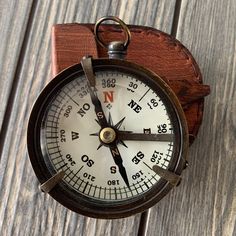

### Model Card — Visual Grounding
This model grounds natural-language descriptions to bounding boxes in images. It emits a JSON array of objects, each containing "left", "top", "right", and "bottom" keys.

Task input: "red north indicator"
[{"left": 103, "top": 91, "right": 114, "bottom": 103}]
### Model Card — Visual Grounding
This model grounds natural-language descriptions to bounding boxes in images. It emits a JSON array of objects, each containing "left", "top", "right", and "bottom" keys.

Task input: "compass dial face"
[{"left": 28, "top": 60, "right": 187, "bottom": 218}]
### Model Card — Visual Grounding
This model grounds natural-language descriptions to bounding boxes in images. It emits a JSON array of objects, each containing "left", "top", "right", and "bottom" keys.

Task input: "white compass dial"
[{"left": 41, "top": 69, "right": 175, "bottom": 201}]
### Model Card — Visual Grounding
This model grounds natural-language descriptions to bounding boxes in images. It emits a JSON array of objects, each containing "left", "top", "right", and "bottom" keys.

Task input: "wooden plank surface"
[
  {"left": 147, "top": 0, "right": 236, "bottom": 236},
  {"left": 1, "top": 0, "right": 235, "bottom": 235},
  {"left": 0, "top": 1, "right": 176, "bottom": 236},
  {"left": 0, "top": 0, "right": 34, "bottom": 131}
]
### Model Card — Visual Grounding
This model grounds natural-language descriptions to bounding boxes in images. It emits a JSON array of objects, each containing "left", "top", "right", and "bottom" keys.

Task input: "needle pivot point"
[{"left": 99, "top": 127, "right": 116, "bottom": 144}]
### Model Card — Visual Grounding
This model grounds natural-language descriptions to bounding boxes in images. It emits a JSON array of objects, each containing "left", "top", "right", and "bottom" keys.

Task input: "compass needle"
[
  {"left": 97, "top": 143, "right": 103, "bottom": 150},
  {"left": 81, "top": 57, "right": 131, "bottom": 190},
  {"left": 119, "top": 139, "right": 128, "bottom": 148},
  {"left": 110, "top": 146, "right": 130, "bottom": 189},
  {"left": 108, "top": 112, "right": 114, "bottom": 126},
  {"left": 114, "top": 117, "right": 126, "bottom": 129},
  {"left": 118, "top": 132, "right": 174, "bottom": 142}
]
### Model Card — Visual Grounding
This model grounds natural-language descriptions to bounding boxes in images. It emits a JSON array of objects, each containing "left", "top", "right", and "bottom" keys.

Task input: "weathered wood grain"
[
  {"left": 0, "top": 1, "right": 176, "bottom": 235},
  {"left": 146, "top": 0, "right": 236, "bottom": 236},
  {"left": 0, "top": 0, "right": 34, "bottom": 132}
]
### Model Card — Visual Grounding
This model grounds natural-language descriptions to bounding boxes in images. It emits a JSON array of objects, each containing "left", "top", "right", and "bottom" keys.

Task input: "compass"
[{"left": 27, "top": 17, "right": 188, "bottom": 219}]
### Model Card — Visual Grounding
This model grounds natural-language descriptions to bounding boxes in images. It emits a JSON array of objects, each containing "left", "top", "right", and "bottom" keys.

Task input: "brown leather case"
[{"left": 51, "top": 24, "right": 210, "bottom": 144}]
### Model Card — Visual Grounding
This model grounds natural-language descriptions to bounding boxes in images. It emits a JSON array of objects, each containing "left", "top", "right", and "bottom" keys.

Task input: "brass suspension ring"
[{"left": 94, "top": 16, "right": 131, "bottom": 49}]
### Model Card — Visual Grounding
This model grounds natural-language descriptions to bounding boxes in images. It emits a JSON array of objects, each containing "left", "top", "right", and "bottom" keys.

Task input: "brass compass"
[{"left": 27, "top": 16, "right": 188, "bottom": 219}]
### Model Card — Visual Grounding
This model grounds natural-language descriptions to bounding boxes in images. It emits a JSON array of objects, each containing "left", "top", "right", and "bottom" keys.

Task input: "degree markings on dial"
[
  {"left": 57, "top": 163, "right": 68, "bottom": 171},
  {"left": 161, "top": 163, "right": 168, "bottom": 169},
  {"left": 62, "top": 90, "right": 80, "bottom": 107},
  {"left": 167, "top": 147, "right": 173, "bottom": 153},
  {"left": 51, "top": 155, "right": 63, "bottom": 161},
  {"left": 124, "top": 186, "right": 129, "bottom": 197},
  {"left": 148, "top": 173, "right": 158, "bottom": 182},
  {"left": 78, "top": 179, "right": 84, "bottom": 190},
  {"left": 68, "top": 166, "right": 84, "bottom": 185},
  {"left": 47, "top": 142, "right": 59, "bottom": 148},
  {"left": 54, "top": 158, "right": 65, "bottom": 165},
  {"left": 46, "top": 119, "right": 58, "bottom": 125},
  {"left": 64, "top": 167, "right": 73, "bottom": 177},
  {"left": 47, "top": 114, "right": 57, "bottom": 119},
  {"left": 49, "top": 109, "right": 58, "bottom": 114},
  {"left": 54, "top": 162, "right": 65, "bottom": 170},
  {"left": 138, "top": 88, "right": 150, "bottom": 102},
  {"left": 46, "top": 129, "right": 58, "bottom": 135},
  {"left": 148, "top": 177, "right": 154, "bottom": 186},
  {"left": 63, "top": 168, "right": 72, "bottom": 181},
  {"left": 64, "top": 84, "right": 73, "bottom": 93},
  {"left": 75, "top": 79, "right": 81, "bottom": 90},
  {"left": 82, "top": 182, "right": 89, "bottom": 193},
  {"left": 46, "top": 130, "right": 57, "bottom": 134},
  {"left": 51, "top": 104, "right": 60, "bottom": 109},
  {"left": 72, "top": 176, "right": 81, "bottom": 188},
  {"left": 87, "top": 183, "right": 93, "bottom": 196},
  {"left": 49, "top": 150, "right": 61, "bottom": 155},
  {"left": 67, "top": 94, "right": 80, "bottom": 107},
  {"left": 46, "top": 120, "right": 59, "bottom": 126},
  {"left": 163, "top": 157, "right": 170, "bottom": 163},
  {"left": 47, "top": 145, "right": 59, "bottom": 151},
  {"left": 46, "top": 125, "right": 58, "bottom": 129},
  {"left": 109, "top": 187, "right": 111, "bottom": 200},
  {"left": 47, "top": 141, "right": 58, "bottom": 145},
  {"left": 46, "top": 136, "right": 59, "bottom": 139},
  {"left": 118, "top": 187, "right": 122, "bottom": 199},
  {"left": 56, "top": 94, "right": 66, "bottom": 104},
  {"left": 133, "top": 183, "right": 139, "bottom": 195},
  {"left": 42, "top": 70, "right": 176, "bottom": 201},
  {"left": 98, "top": 187, "right": 102, "bottom": 199},
  {"left": 138, "top": 183, "right": 144, "bottom": 192},
  {"left": 51, "top": 154, "right": 63, "bottom": 161},
  {"left": 93, "top": 186, "right": 97, "bottom": 197},
  {"left": 143, "top": 161, "right": 155, "bottom": 171},
  {"left": 103, "top": 188, "right": 107, "bottom": 199},
  {"left": 54, "top": 97, "right": 64, "bottom": 104}
]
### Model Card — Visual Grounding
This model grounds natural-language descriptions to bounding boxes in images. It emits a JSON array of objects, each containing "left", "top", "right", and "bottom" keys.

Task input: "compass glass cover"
[{"left": 39, "top": 65, "right": 182, "bottom": 204}]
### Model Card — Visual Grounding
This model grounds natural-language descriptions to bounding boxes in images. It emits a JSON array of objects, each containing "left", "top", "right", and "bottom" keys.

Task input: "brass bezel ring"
[{"left": 94, "top": 16, "right": 131, "bottom": 49}]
